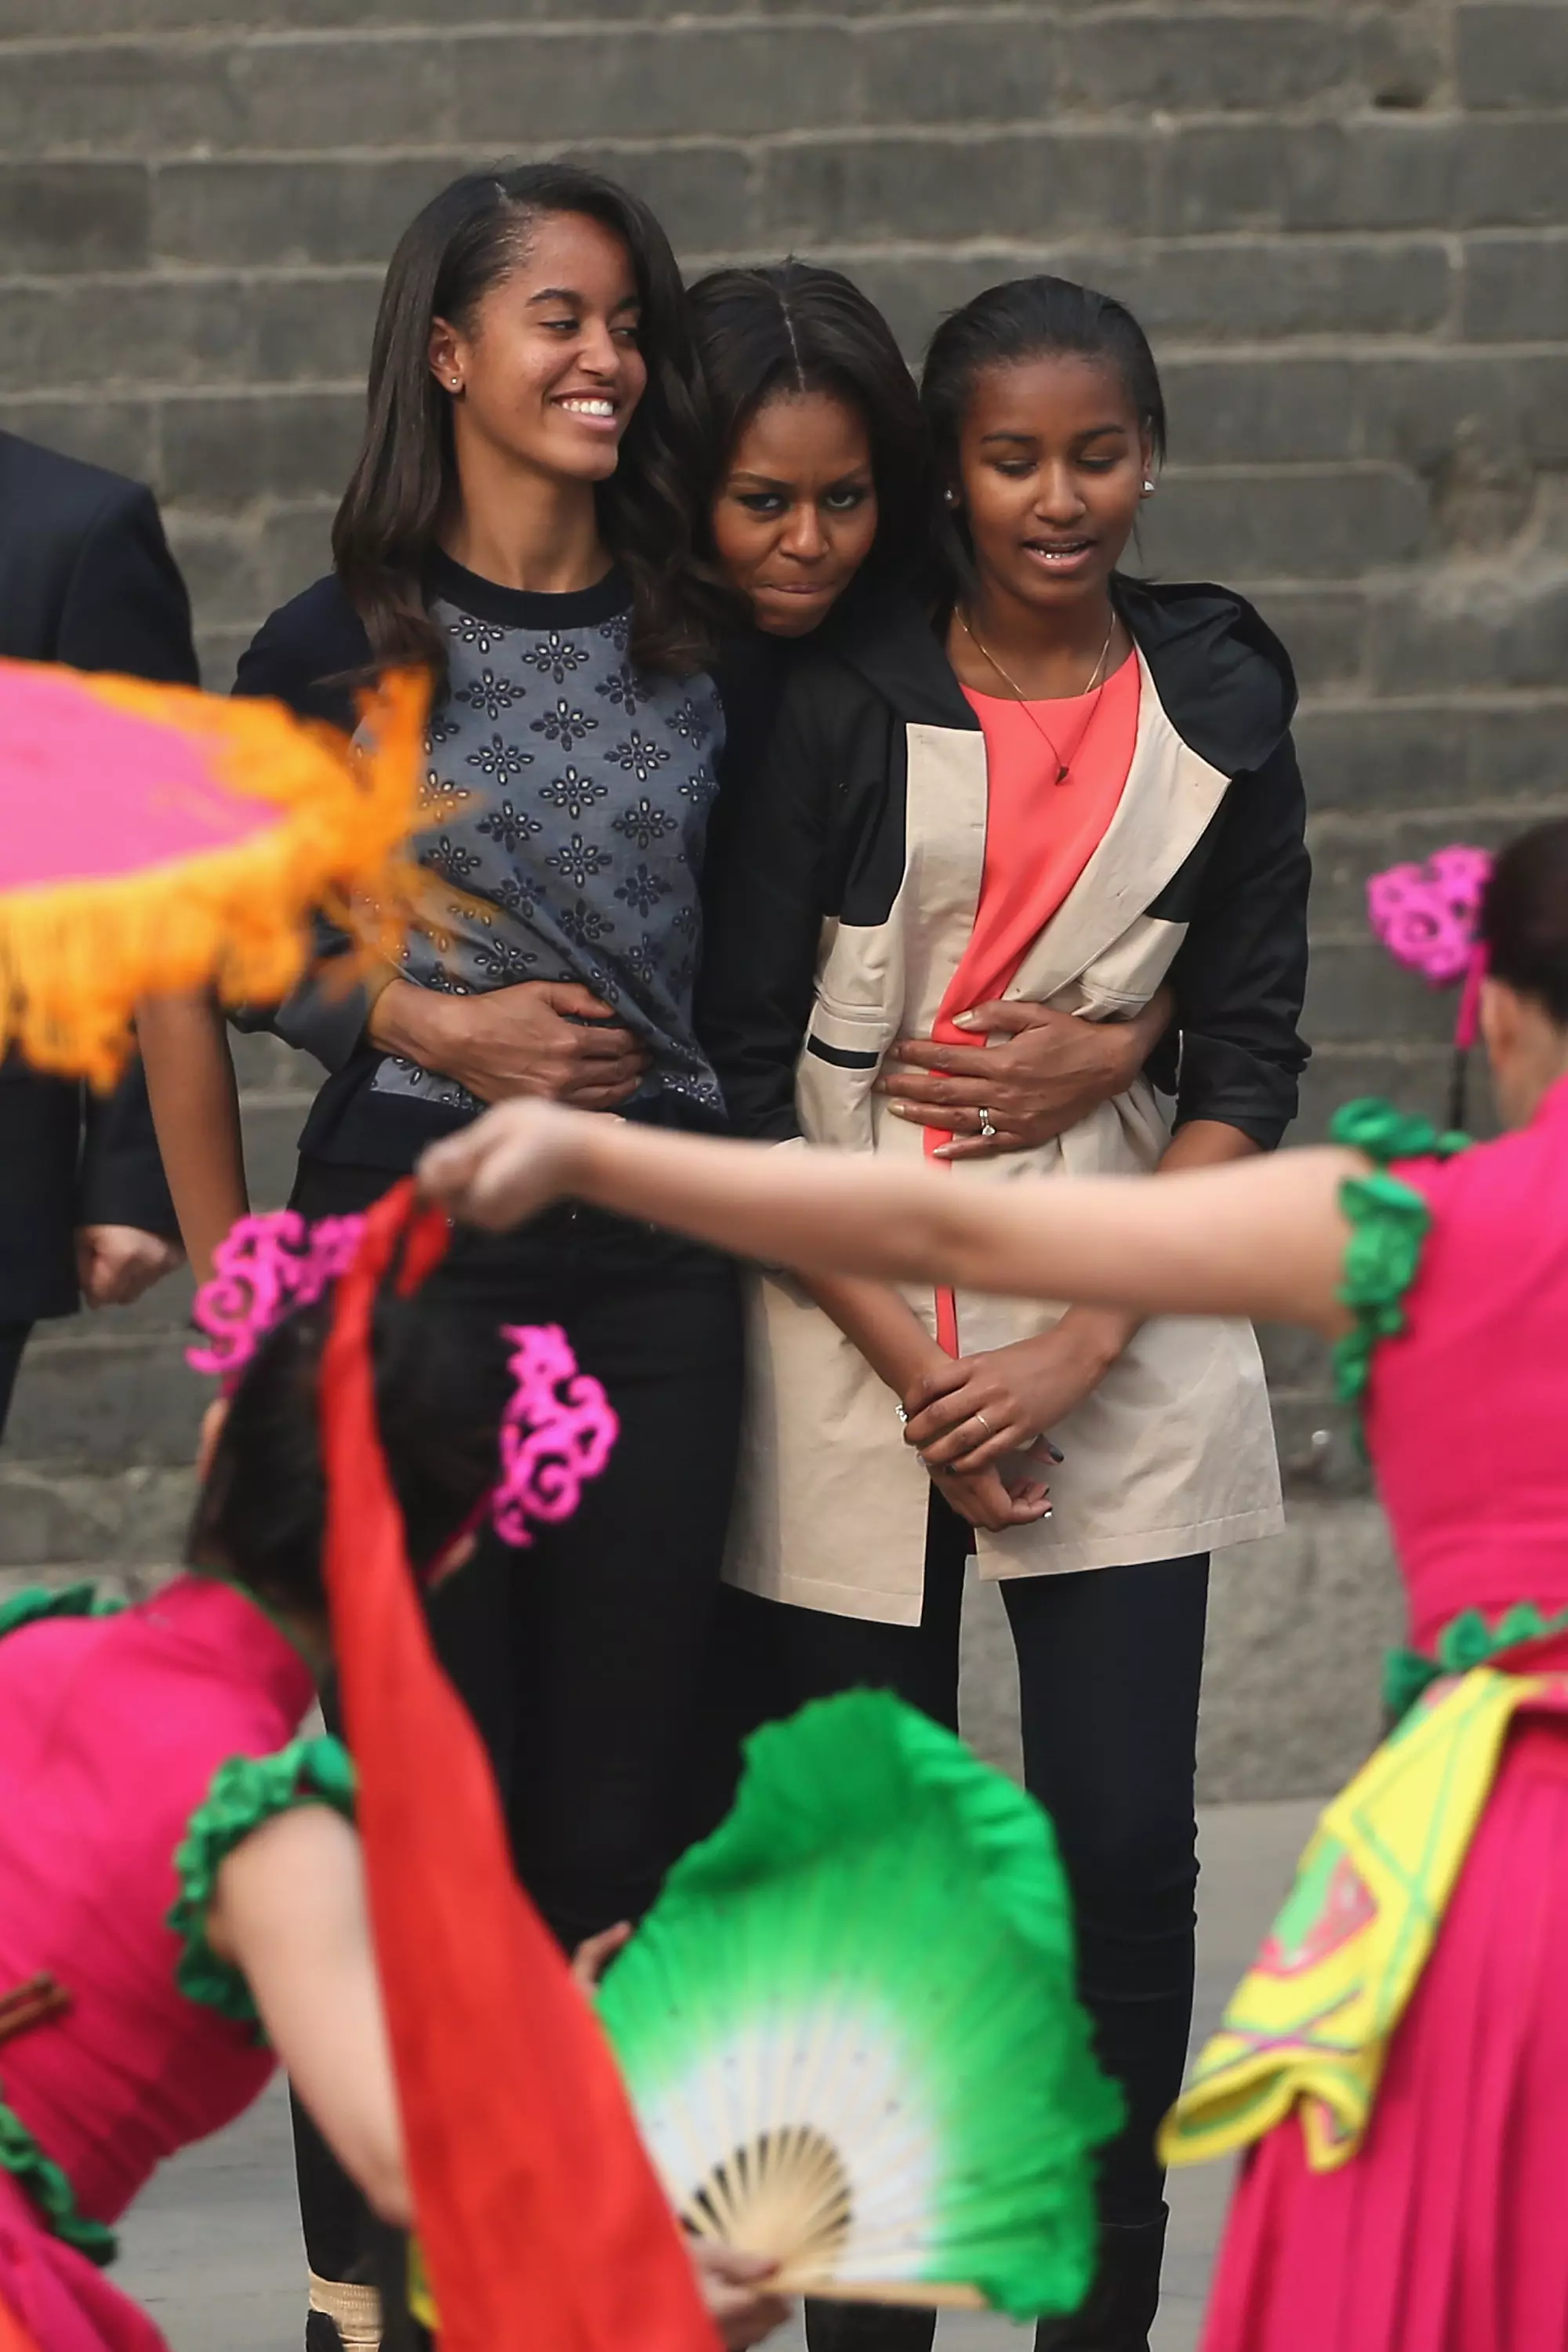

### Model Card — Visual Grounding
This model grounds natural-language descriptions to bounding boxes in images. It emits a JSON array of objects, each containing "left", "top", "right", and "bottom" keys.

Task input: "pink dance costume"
[
  {"left": 1196, "top": 1076, "right": 1568, "bottom": 2351},
  {"left": 0, "top": 1573, "right": 345, "bottom": 2352}
]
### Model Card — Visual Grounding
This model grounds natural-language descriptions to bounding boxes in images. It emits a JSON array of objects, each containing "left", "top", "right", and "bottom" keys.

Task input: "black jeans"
[
  {"left": 708, "top": 1497, "right": 1207, "bottom": 2352},
  {"left": 289, "top": 1158, "right": 745, "bottom": 2286},
  {"left": 0, "top": 1324, "right": 29, "bottom": 1444}
]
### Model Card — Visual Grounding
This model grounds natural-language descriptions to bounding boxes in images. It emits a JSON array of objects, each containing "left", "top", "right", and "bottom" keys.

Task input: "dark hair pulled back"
[
  {"left": 187, "top": 1280, "right": 510, "bottom": 1619},
  {"left": 687, "top": 261, "right": 931, "bottom": 572},
  {"left": 1482, "top": 818, "right": 1568, "bottom": 1029},
  {"left": 920, "top": 275, "right": 1167, "bottom": 591},
  {"left": 333, "top": 163, "right": 731, "bottom": 683}
]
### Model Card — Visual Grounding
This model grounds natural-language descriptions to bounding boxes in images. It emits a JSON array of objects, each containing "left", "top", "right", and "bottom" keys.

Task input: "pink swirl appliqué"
[
  {"left": 490, "top": 1323, "right": 619, "bottom": 1547},
  {"left": 187, "top": 1210, "right": 368, "bottom": 1379},
  {"left": 1367, "top": 846, "right": 1492, "bottom": 989}
]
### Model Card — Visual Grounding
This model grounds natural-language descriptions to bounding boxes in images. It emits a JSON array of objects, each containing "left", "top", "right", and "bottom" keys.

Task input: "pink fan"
[{"left": 1367, "top": 845, "right": 1492, "bottom": 1127}]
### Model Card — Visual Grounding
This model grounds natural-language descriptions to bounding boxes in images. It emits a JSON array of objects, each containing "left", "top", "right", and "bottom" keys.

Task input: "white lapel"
[{"left": 1006, "top": 646, "right": 1230, "bottom": 1005}]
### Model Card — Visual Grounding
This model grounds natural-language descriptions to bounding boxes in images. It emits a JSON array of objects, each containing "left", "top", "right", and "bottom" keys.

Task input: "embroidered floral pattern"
[
  {"left": 520, "top": 632, "right": 590, "bottom": 683},
  {"left": 476, "top": 800, "right": 543, "bottom": 855},
  {"left": 537, "top": 767, "right": 609, "bottom": 820},
  {"left": 529, "top": 699, "right": 597, "bottom": 750},
  {"left": 546, "top": 834, "right": 612, "bottom": 889},
  {"left": 608, "top": 729, "right": 671, "bottom": 782},
  {"left": 456, "top": 668, "right": 522, "bottom": 721},
  {"left": 612, "top": 797, "right": 676, "bottom": 849},
  {"left": 614, "top": 862, "right": 670, "bottom": 919},
  {"left": 375, "top": 596, "right": 724, "bottom": 1117},
  {"left": 465, "top": 734, "right": 533, "bottom": 784}
]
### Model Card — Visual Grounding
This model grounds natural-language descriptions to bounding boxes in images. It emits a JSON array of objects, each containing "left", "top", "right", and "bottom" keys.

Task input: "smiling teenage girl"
[
  {"left": 694, "top": 276, "right": 1311, "bottom": 2352},
  {"left": 191, "top": 166, "right": 746, "bottom": 2352}
]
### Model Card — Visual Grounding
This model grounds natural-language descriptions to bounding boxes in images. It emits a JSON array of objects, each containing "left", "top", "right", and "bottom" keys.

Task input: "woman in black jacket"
[{"left": 698, "top": 277, "right": 1312, "bottom": 2352}]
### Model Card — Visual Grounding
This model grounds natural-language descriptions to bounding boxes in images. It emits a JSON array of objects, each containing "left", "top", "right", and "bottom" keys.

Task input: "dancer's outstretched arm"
[{"left": 419, "top": 1099, "right": 1362, "bottom": 1338}]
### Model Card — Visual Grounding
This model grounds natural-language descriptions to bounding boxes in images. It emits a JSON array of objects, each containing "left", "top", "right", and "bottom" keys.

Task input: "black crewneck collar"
[{"left": 424, "top": 547, "right": 630, "bottom": 631}]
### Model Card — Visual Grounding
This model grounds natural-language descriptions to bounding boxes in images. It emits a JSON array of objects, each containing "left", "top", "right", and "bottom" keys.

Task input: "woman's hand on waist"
[
  {"left": 878, "top": 988, "right": 1173, "bottom": 1160},
  {"left": 903, "top": 1313, "right": 1136, "bottom": 1479},
  {"left": 368, "top": 977, "right": 649, "bottom": 1108}
]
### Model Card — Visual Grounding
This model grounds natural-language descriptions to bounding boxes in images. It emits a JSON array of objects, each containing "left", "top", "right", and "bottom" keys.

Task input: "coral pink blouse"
[
  {"left": 938, "top": 651, "right": 1142, "bottom": 1046},
  {"left": 925, "top": 655, "right": 1142, "bottom": 1352}
]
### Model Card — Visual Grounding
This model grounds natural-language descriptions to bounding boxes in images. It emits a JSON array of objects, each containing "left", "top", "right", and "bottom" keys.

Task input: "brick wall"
[{"left": 3, "top": 0, "right": 1565, "bottom": 1787}]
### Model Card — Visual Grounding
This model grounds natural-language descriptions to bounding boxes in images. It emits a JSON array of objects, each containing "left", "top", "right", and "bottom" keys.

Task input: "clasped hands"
[{"left": 898, "top": 1312, "right": 1138, "bottom": 1534}]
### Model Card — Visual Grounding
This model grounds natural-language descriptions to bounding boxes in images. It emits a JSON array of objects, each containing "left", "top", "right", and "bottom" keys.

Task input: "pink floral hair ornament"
[
  {"left": 1367, "top": 844, "right": 1493, "bottom": 1128},
  {"left": 187, "top": 1210, "right": 619, "bottom": 1552}
]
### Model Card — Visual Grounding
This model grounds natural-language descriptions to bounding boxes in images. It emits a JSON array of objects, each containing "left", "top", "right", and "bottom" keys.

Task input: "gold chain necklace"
[{"left": 958, "top": 609, "right": 1118, "bottom": 785}]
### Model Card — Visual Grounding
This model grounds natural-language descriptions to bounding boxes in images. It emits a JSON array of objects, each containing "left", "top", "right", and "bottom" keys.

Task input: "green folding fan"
[{"left": 597, "top": 1691, "right": 1120, "bottom": 2317}]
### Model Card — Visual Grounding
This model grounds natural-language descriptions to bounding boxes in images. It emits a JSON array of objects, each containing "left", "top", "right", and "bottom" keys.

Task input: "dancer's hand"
[
  {"left": 690, "top": 2242, "right": 792, "bottom": 2348},
  {"left": 569, "top": 1922, "right": 631, "bottom": 1996},
  {"left": 419, "top": 1097, "right": 586, "bottom": 1227}
]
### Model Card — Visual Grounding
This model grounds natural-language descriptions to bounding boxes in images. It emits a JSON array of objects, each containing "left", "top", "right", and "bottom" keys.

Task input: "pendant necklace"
[{"left": 959, "top": 609, "right": 1118, "bottom": 785}]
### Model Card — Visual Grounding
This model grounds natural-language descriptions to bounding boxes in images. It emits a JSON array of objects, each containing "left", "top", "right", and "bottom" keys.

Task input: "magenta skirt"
[
  {"left": 1202, "top": 1718, "right": 1568, "bottom": 2352},
  {"left": 0, "top": 2177, "right": 165, "bottom": 2352}
]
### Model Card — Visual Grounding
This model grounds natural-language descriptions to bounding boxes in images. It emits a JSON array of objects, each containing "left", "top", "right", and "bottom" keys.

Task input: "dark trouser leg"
[
  {"left": 0, "top": 1323, "right": 33, "bottom": 1446},
  {"left": 281, "top": 1174, "right": 743, "bottom": 2330},
  {"left": 500, "top": 1235, "right": 746, "bottom": 1950},
  {"left": 798, "top": 1495, "right": 970, "bottom": 2352},
  {"left": 287, "top": 1162, "right": 521, "bottom": 2337},
  {"left": 1002, "top": 1556, "right": 1209, "bottom": 2350}
]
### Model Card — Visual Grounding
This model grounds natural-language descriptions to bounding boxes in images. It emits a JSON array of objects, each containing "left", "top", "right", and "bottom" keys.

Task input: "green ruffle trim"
[
  {"left": 1385, "top": 1602, "right": 1568, "bottom": 1721},
  {"left": 1328, "top": 1099, "right": 1472, "bottom": 1440},
  {"left": 0, "top": 1583, "right": 125, "bottom": 1642},
  {"left": 169, "top": 1736, "right": 356, "bottom": 2031},
  {"left": 0, "top": 2096, "right": 116, "bottom": 2267}
]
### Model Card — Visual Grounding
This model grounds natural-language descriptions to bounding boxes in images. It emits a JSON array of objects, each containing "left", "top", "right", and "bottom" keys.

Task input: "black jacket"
[
  {"left": 697, "top": 575, "right": 1312, "bottom": 1152},
  {"left": 0, "top": 432, "right": 191, "bottom": 1322}
]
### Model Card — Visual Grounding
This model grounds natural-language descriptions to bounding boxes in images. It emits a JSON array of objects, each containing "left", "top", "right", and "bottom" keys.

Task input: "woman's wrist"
[
  {"left": 1055, "top": 1302, "right": 1140, "bottom": 1374},
  {"left": 368, "top": 979, "right": 448, "bottom": 1069}
]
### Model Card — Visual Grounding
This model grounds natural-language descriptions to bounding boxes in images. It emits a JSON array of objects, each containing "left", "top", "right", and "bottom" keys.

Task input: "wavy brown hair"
[{"left": 333, "top": 164, "right": 733, "bottom": 682}]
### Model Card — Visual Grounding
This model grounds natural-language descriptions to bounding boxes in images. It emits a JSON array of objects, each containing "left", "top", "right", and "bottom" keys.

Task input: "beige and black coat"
[{"left": 699, "top": 577, "right": 1312, "bottom": 1626}]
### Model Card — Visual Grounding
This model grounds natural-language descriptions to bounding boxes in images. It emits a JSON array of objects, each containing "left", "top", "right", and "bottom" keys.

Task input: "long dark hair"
[
  {"left": 920, "top": 275, "right": 1167, "bottom": 594},
  {"left": 687, "top": 261, "right": 931, "bottom": 575},
  {"left": 1483, "top": 819, "right": 1568, "bottom": 1028},
  {"left": 333, "top": 164, "right": 731, "bottom": 681}
]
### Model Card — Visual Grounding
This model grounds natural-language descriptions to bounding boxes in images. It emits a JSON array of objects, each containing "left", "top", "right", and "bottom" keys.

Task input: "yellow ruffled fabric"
[
  {"left": 0, "top": 664, "right": 429, "bottom": 1087},
  {"left": 1160, "top": 1661, "right": 1563, "bottom": 2174}
]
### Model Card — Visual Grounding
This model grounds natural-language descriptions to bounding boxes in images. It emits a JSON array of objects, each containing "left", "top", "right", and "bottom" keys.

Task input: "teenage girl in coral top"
[
  {"left": 426, "top": 818, "right": 1568, "bottom": 2352},
  {"left": 691, "top": 275, "right": 1310, "bottom": 2350}
]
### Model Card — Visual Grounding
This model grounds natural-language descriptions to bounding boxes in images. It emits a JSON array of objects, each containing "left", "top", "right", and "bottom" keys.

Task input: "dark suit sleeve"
[
  {"left": 229, "top": 592, "right": 379, "bottom": 1071},
  {"left": 1167, "top": 735, "right": 1312, "bottom": 1150},
  {"left": 55, "top": 484, "right": 198, "bottom": 1238},
  {"left": 695, "top": 683, "right": 836, "bottom": 1142},
  {"left": 54, "top": 482, "right": 199, "bottom": 688}
]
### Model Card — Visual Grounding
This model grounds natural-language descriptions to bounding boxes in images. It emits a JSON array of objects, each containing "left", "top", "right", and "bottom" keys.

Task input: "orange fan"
[{"left": 0, "top": 659, "right": 427, "bottom": 1086}]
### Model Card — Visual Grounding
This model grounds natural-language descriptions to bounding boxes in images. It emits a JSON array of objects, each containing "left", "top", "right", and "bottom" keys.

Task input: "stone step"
[
  {"left": 0, "top": 12, "right": 1446, "bottom": 163},
  {"left": 7, "top": 114, "right": 1568, "bottom": 280}
]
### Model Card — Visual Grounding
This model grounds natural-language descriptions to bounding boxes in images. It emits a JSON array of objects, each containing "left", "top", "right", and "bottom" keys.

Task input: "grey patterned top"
[{"left": 372, "top": 555, "right": 725, "bottom": 1123}]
